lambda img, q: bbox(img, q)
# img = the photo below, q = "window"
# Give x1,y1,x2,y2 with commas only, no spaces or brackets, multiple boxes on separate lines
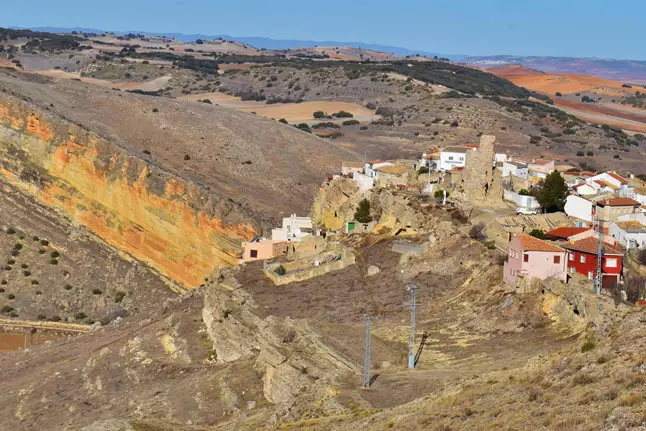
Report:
605,258,617,268
569,253,574,261
250,249,258,258
580,254,586,263
587,271,593,280
523,254,529,263
448,156,454,161
459,157,464,161
553,255,561,264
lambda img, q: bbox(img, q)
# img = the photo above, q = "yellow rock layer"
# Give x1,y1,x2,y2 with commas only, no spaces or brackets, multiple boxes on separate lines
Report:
0,100,256,288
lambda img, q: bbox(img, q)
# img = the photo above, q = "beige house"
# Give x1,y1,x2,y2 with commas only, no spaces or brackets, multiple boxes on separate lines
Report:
341,161,364,176
595,197,641,222
375,164,409,188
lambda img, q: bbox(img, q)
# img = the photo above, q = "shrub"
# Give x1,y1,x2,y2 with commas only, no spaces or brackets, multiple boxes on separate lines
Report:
6,227,16,234
586,151,593,156
115,291,126,303
275,265,286,276
50,259,58,265
434,189,448,200
0,280,6,285
360,126,368,130
92,289,103,295
576,151,584,156
152,108,159,113
296,123,311,133
13,243,22,250
38,249,46,254
11,250,19,257
365,102,377,110
555,92,562,97
63,284,73,290
450,120,459,127
22,270,31,277
313,111,327,119
7,294,15,300
563,128,576,135
528,229,545,239
278,118,288,124
375,106,395,117
1,305,14,313
332,111,353,118
37,313,46,320
342,119,360,126
581,340,596,352
31,280,39,285
469,223,486,241
51,315,61,322
40,239,49,246
51,251,60,258
200,99,212,104
184,154,191,161
74,312,87,320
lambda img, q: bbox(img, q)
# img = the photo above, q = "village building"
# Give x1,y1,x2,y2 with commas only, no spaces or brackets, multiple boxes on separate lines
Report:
271,214,313,242
595,197,642,222
544,227,591,242
438,146,472,171
503,234,568,287
571,182,597,196
374,164,409,188
564,195,594,225
341,161,364,176
562,237,624,288
352,171,374,191
241,238,289,263
364,161,394,178
528,159,555,182
610,219,646,250
501,161,529,178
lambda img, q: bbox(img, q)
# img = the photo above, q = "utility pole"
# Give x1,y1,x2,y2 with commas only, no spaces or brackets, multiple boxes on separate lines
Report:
361,315,374,388
594,219,605,295
407,284,418,369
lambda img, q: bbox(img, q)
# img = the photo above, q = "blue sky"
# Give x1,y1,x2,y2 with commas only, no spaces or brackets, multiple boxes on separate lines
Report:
2,0,645,60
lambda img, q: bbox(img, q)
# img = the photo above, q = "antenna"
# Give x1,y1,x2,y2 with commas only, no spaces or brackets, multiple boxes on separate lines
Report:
361,315,374,388
594,219,605,295
407,284,418,369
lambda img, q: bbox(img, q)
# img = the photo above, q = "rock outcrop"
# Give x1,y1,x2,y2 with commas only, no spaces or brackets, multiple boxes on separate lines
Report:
202,272,357,405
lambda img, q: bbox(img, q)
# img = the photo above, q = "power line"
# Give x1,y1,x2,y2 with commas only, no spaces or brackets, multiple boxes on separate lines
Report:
361,315,374,388
407,283,418,369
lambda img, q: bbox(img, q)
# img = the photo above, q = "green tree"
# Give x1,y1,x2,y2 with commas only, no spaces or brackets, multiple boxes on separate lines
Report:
354,199,373,223
535,171,569,213
528,229,545,239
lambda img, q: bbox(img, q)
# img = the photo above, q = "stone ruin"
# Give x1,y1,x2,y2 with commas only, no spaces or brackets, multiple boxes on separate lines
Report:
450,135,505,207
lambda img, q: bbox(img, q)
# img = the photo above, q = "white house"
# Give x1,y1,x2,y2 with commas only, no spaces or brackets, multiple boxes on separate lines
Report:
272,214,313,242
495,153,509,164
571,182,597,196
564,195,594,225
341,161,364,176
501,161,529,178
352,172,374,191
364,161,394,178
438,146,472,171
587,172,628,190
610,216,646,249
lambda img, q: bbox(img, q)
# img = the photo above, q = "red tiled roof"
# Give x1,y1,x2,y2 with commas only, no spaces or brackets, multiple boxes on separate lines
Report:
596,197,641,207
545,227,591,240
607,172,628,184
594,179,610,187
572,183,590,189
562,237,623,256
516,234,565,252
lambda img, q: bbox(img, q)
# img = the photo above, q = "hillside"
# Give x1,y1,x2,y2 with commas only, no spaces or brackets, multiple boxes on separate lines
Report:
0,66,356,288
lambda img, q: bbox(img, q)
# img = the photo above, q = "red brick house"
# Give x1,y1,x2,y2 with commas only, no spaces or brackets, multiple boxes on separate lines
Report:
562,237,624,289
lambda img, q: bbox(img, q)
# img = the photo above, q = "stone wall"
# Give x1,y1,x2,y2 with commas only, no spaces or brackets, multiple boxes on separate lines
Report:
451,135,504,207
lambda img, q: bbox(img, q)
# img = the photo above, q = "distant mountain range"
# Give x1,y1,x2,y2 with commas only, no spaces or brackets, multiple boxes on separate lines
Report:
10,26,646,84
18,26,459,59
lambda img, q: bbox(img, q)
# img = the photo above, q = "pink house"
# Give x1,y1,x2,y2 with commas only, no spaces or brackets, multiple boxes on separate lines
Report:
241,239,289,263
504,234,567,287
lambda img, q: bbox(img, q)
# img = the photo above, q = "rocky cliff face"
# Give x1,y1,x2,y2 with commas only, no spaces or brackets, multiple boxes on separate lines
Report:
0,97,258,288
202,271,356,408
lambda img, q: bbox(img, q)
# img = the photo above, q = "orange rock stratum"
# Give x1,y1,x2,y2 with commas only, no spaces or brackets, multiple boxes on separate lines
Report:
0,99,257,288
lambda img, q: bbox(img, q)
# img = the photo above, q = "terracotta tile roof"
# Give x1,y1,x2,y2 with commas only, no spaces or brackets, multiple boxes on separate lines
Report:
572,183,591,189
607,172,628,184
516,234,565,252
596,197,641,207
594,180,619,190
562,237,624,255
545,227,591,240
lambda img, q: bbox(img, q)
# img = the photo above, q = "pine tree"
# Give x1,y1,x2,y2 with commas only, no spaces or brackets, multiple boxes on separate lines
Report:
536,171,568,213
354,199,373,223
